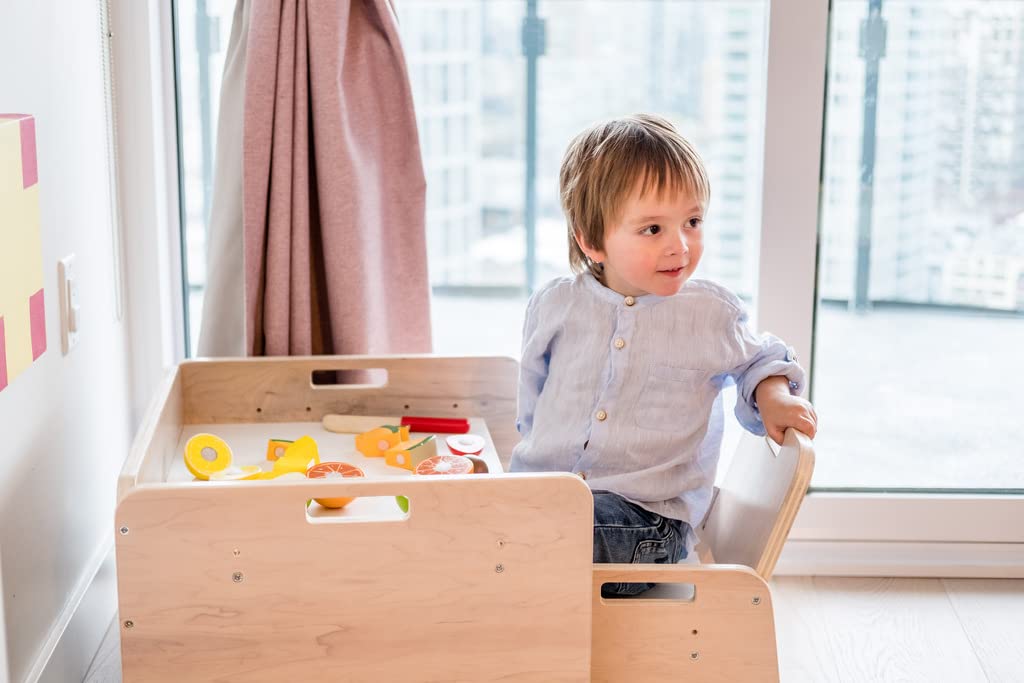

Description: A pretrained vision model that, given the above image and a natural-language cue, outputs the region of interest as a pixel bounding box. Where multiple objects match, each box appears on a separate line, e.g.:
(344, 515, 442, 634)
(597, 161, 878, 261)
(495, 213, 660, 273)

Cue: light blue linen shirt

(509, 273, 805, 547)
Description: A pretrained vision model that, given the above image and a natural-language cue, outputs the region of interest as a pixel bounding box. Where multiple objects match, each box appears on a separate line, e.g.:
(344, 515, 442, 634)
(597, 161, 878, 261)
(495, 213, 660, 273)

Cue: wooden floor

(774, 577, 1024, 682)
(86, 577, 1024, 682)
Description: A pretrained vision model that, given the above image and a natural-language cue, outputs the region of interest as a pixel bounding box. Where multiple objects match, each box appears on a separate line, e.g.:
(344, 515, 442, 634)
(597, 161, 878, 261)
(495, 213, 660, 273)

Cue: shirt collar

(578, 272, 671, 309)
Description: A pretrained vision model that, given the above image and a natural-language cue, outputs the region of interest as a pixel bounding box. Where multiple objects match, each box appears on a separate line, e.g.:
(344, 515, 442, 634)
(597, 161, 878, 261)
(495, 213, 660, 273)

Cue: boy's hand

(754, 375, 817, 445)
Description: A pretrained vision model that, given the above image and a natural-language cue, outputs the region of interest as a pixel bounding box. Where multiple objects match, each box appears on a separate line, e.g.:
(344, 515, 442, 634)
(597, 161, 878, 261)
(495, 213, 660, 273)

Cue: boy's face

(577, 180, 704, 297)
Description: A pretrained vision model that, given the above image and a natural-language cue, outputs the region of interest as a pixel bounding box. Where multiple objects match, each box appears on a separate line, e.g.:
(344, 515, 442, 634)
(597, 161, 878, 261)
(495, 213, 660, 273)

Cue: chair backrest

(701, 428, 815, 580)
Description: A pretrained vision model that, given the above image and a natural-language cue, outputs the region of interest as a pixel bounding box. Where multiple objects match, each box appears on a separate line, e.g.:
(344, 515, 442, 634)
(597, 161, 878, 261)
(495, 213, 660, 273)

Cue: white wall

(0, 3, 136, 681)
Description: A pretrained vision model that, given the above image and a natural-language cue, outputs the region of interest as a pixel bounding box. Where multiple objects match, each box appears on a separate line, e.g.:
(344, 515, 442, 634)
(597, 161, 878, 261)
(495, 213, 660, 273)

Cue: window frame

(761, 0, 1024, 575)
(112, 0, 188, 425)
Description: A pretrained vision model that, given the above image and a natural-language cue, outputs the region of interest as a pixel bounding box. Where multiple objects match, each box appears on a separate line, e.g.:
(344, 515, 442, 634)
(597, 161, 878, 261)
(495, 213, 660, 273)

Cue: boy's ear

(574, 230, 605, 263)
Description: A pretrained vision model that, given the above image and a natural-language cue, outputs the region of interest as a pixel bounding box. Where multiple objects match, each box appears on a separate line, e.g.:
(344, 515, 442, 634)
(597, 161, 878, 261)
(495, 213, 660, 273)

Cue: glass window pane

(814, 0, 1024, 489)
(174, 0, 235, 355)
(399, 1, 768, 362)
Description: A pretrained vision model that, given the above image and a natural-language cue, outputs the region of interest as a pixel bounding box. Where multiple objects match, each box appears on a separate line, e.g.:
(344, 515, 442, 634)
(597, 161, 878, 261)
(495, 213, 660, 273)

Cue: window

(814, 1, 1024, 489)
(168, 0, 1024, 571)
(173, 0, 234, 355)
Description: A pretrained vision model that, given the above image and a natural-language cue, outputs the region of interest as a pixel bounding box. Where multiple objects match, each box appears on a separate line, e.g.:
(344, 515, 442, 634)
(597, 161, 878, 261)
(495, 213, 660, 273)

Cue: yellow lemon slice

(269, 453, 315, 477)
(281, 435, 320, 467)
(256, 468, 309, 481)
(184, 434, 233, 480)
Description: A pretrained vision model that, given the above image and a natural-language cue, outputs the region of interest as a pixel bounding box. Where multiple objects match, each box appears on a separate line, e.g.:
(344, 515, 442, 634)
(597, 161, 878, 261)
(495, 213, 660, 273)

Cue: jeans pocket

(632, 538, 671, 563)
(638, 517, 686, 563)
(634, 364, 707, 431)
(603, 522, 684, 597)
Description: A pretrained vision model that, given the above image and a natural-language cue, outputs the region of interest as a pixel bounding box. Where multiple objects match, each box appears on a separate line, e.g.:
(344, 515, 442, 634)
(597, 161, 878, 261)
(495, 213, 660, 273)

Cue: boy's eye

(688, 217, 703, 229)
(640, 224, 661, 235)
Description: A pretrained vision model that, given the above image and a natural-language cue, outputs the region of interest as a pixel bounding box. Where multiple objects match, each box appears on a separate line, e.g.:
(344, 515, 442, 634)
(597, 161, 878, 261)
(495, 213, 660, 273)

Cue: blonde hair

(559, 113, 710, 277)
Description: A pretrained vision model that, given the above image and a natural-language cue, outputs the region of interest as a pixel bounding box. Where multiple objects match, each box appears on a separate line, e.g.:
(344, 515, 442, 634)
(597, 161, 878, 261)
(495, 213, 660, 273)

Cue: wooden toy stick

(322, 414, 470, 434)
(322, 415, 397, 434)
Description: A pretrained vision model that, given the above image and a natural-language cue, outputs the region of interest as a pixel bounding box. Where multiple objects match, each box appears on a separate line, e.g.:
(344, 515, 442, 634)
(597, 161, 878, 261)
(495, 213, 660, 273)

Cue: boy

(509, 114, 817, 596)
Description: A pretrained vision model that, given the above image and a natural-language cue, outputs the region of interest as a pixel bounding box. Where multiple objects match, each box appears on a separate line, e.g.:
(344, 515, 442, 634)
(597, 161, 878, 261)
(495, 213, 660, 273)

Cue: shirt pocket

(634, 364, 707, 432)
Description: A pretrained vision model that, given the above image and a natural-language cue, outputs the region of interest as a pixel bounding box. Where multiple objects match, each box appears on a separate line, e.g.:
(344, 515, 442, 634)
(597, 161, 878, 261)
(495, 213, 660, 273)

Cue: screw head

(123, 620, 134, 629)
(495, 564, 504, 573)
(119, 526, 129, 535)
(690, 651, 699, 661)
(752, 596, 762, 606)
(232, 572, 244, 583)
(233, 549, 240, 556)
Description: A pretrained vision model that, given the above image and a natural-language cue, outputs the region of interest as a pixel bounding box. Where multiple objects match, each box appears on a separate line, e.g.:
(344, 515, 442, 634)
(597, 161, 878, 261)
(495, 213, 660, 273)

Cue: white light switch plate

(58, 254, 80, 354)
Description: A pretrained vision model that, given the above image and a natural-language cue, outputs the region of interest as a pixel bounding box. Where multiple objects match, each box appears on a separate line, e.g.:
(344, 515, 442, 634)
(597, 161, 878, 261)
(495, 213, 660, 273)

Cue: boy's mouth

(658, 266, 686, 275)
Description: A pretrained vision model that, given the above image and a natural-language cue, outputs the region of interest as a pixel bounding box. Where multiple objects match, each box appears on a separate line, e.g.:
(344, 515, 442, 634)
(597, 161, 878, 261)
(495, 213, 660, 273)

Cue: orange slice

(307, 461, 365, 508)
(414, 454, 474, 476)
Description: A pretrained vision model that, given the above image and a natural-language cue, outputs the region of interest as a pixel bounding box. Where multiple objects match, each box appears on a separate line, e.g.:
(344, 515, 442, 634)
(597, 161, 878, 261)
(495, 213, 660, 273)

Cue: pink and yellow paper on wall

(0, 114, 46, 391)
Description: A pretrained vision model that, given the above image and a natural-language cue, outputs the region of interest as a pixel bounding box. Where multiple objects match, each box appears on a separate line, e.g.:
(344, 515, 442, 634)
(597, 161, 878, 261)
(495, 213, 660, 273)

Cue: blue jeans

(593, 491, 689, 597)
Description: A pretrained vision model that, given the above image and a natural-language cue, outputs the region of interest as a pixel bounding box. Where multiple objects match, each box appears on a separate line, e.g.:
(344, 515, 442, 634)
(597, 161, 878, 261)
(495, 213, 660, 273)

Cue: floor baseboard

(774, 540, 1024, 577)
(25, 541, 116, 683)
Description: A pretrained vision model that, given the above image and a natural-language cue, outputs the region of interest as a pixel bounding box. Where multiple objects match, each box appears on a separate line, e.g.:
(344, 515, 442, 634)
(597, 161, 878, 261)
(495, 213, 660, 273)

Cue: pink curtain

(243, 0, 432, 356)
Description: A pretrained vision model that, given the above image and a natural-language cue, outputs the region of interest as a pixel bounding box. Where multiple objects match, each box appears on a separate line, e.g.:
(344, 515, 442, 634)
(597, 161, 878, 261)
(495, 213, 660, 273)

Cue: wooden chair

(591, 428, 815, 682)
(472, 355, 814, 681)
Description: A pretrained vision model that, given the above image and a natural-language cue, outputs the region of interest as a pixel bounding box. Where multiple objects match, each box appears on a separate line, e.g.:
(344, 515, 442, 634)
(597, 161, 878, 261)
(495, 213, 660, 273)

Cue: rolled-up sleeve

(723, 305, 806, 435)
(516, 292, 551, 437)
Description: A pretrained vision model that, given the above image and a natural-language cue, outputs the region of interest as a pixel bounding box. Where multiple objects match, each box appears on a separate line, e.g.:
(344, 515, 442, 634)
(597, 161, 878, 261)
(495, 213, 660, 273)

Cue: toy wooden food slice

(355, 425, 411, 458)
(385, 435, 438, 471)
(282, 435, 320, 467)
(259, 455, 311, 479)
(465, 455, 488, 473)
(209, 465, 263, 481)
(414, 454, 475, 476)
(306, 462, 365, 509)
(266, 438, 293, 461)
(395, 454, 475, 512)
(184, 434, 233, 480)
(445, 433, 484, 455)
(257, 435, 320, 479)
(324, 415, 398, 434)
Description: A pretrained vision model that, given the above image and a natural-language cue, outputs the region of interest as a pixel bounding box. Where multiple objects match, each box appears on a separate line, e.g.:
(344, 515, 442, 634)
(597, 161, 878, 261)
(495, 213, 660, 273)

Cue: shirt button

(624, 296, 636, 306)
(595, 410, 608, 421)
(614, 338, 626, 349)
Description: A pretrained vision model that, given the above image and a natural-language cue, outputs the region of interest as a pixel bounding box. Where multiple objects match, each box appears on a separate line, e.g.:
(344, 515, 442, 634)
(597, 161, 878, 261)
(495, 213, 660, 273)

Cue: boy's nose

(665, 231, 688, 255)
